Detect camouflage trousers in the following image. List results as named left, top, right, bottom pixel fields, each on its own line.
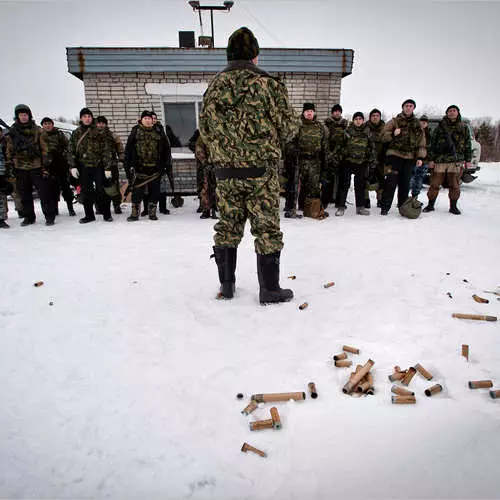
left=299, top=158, right=321, bottom=199
left=214, top=166, right=284, bottom=255
left=0, top=192, right=7, bottom=220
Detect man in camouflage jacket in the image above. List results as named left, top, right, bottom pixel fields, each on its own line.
left=5, top=104, right=56, bottom=226
left=199, top=27, right=299, bottom=304
left=423, top=105, right=472, bottom=215
left=0, top=127, right=10, bottom=228
left=363, top=108, right=386, bottom=208
left=380, top=99, right=426, bottom=215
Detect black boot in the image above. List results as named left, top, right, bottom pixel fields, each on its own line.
left=21, top=216, right=36, bottom=226
left=423, top=199, right=435, bottom=213
left=200, top=210, right=210, bottom=219
left=257, top=252, right=293, bottom=304
left=449, top=199, right=461, bottom=215
left=158, top=193, right=169, bottom=214
left=213, top=246, right=237, bottom=299
left=127, top=203, right=140, bottom=222
left=67, top=200, right=76, bottom=216
left=0, top=220, right=10, bottom=229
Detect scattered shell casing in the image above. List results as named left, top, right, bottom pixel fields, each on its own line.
left=391, top=385, right=414, bottom=397
left=425, top=384, right=443, bottom=397
left=468, top=380, right=493, bottom=389
left=308, top=382, right=318, bottom=399
left=401, top=367, right=417, bottom=386
left=489, top=390, right=500, bottom=399
left=241, top=401, right=258, bottom=416
left=241, top=442, right=267, bottom=457
left=342, top=359, right=375, bottom=394
left=415, top=363, right=433, bottom=381
left=342, top=345, right=360, bottom=354
left=391, top=395, right=416, bottom=404
left=299, top=302, right=308, bottom=310
left=452, top=313, right=497, bottom=322
left=388, top=371, right=406, bottom=382
left=323, top=282, right=335, bottom=288
left=356, top=380, right=371, bottom=393
left=270, top=407, right=282, bottom=429
left=472, top=294, right=489, bottom=304
left=249, top=419, right=274, bottom=431
left=251, top=392, right=305, bottom=403
left=333, top=352, right=347, bottom=361
left=461, top=344, right=469, bottom=361
left=33, top=281, right=44, bottom=287
left=288, top=275, right=296, bottom=280
left=335, top=359, right=353, bottom=368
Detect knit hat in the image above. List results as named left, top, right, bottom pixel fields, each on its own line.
left=226, top=27, right=260, bottom=61
left=41, top=117, right=54, bottom=125
left=80, top=107, right=93, bottom=118
left=303, top=102, right=315, bottom=112
left=369, top=108, right=381, bottom=118
left=96, top=115, right=108, bottom=125
left=14, top=104, right=32, bottom=120
left=419, top=114, right=429, bottom=122
left=352, top=112, right=364, bottom=121
left=446, top=105, right=460, bottom=114
left=331, top=104, right=342, bottom=114
left=141, top=110, right=153, bottom=119
left=402, top=99, right=416, bottom=108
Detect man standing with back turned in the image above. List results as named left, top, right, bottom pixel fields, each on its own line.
left=200, top=27, right=299, bottom=304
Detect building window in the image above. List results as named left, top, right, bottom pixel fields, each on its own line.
left=163, top=101, right=202, bottom=148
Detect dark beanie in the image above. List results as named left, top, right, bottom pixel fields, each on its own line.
left=446, top=104, right=460, bottom=114
left=352, top=111, right=364, bottom=121
left=141, top=110, right=153, bottom=119
left=41, top=117, right=54, bottom=125
left=227, top=27, right=260, bottom=61
left=14, top=104, right=32, bottom=119
left=80, top=107, right=93, bottom=118
left=96, top=115, right=108, bottom=125
left=369, top=108, right=381, bottom=118
left=303, top=102, right=315, bottom=112
left=420, top=114, right=429, bottom=122
left=402, top=99, right=416, bottom=108
left=331, top=104, right=342, bottom=114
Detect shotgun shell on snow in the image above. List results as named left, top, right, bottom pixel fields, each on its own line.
left=270, top=407, right=282, bottom=429
left=343, top=359, right=375, bottom=394
left=33, top=281, right=44, bottom=287
left=249, top=419, right=274, bottom=431
left=468, top=380, right=493, bottom=389
left=388, top=371, right=406, bottom=382
left=391, top=385, right=415, bottom=397
left=323, top=282, right=335, bottom=288
left=472, top=294, right=489, bottom=304
left=343, top=345, right=360, bottom=355
left=241, top=442, right=267, bottom=457
left=335, top=359, right=353, bottom=368
left=333, top=352, right=347, bottom=361
left=356, top=380, right=371, bottom=393
left=401, top=367, right=417, bottom=386
left=251, top=392, right=305, bottom=403
left=299, top=302, right=308, bottom=310
left=489, top=390, right=500, bottom=399
left=308, top=382, right=318, bottom=399
left=392, top=395, right=416, bottom=405
left=288, top=275, right=296, bottom=280
left=415, top=363, right=433, bottom=381
left=462, top=344, right=469, bottom=361
left=241, top=401, right=258, bottom=416
left=425, top=384, right=443, bottom=397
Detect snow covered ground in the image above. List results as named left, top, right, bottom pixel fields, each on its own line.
left=1, top=163, right=500, bottom=500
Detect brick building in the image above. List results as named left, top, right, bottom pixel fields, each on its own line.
left=66, top=47, right=354, bottom=194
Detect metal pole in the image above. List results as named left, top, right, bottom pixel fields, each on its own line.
left=210, top=8, right=214, bottom=47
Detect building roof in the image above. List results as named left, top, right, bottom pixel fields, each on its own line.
left=66, top=47, right=354, bottom=80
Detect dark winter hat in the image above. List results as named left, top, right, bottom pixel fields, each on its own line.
left=41, top=117, right=54, bottom=125
left=369, top=108, right=382, bottom=118
left=352, top=111, right=364, bottom=121
left=419, top=114, right=429, bottom=122
left=80, top=107, right=93, bottom=118
left=446, top=105, right=460, bottom=114
left=402, top=99, right=416, bottom=108
left=227, top=27, right=260, bottom=61
left=303, top=102, right=315, bottom=112
left=96, top=115, right=108, bottom=125
left=141, top=110, right=153, bottom=119
left=331, top=104, right=343, bottom=114
left=14, top=104, right=32, bottom=119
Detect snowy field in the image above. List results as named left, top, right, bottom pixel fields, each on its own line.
left=1, top=163, right=500, bottom=500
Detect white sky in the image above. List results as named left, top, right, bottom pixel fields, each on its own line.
left=0, top=0, right=499, bottom=124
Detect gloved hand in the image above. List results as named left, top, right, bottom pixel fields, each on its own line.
left=104, top=170, right=113, bottom=179
left=70, top=168, right=79, bottom=179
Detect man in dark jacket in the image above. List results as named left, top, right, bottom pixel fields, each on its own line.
left=423, top=105, right=472, bottom=215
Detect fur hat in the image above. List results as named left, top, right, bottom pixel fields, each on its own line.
left=331, top=104, right=343, bottom=114
left=14, top=104, right=32, bottom=120
left=369, top=108, right=382, bottom=118
left=303, top=103, right=315, bottom=112
left=402, top=99, right=416, bottom=108
left=226, top=27, right=260, bottom=61
left=96, top=115, right=108, bottom=125
left=141, top=110, right=153, bottom=119
left=80, top=107, right=93, bottom=119
left=419, top=114, right=429, bottom=122
left=352, top=111, right=364, bottom=121
left=41, top=117, right=54, bottom=125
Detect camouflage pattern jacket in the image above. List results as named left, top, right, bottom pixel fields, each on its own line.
left=0, top=134, right=7, bottom=177
left=324, top=116, right=348, bottom=159
left=41, top=128, right=69, bottom=174
left=199, top=60, right=299, bottom=170
left=364, top=120, right=386, bottom=163
left=69, top=124, right=110, bottom=169
left=5, top=120, right=47, bottom=171
left=336, top=123, right=377, bottom=168
left=429, top=116, right=471, bottom=164
left=294, top=116, right=327, bottom=159
left=382, top=113, right=426, bottom=160
left=99, top=127, right=125, bottom=170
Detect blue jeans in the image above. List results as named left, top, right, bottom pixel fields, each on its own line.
left=410, top=163, right=428, bottom=197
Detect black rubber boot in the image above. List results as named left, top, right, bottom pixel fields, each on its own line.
left=213, top=246, right=237, bottom=299
left=67, top=200, right=76, bottom=216
left=158, top=193, right=169, bottom=214
left=200, top=210, right=210, bottom=219
left=423, top=199, right=435, bottom=213
left=257, top=252, right=293, bottom=304
left=449, top=199, right=461, bottom=215
left=127, top=203, right=140, bottom=222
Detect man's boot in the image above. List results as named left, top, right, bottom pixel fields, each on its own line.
left=148, top=202, right=158, bottom=221
left=66, top=200, right=76, bottom=216
left=159, top=193, right=170, bottom=214
left=423, top=199, right=435, bottom=213
left=0, top=220, right=10, bottom=228
left=213, top=246, right=237, bottom=299
left=257, top=252, right=293, bottom=304
left=449, top=199, right=461, bottom=215
left=21, top=216, right=36, bottom=226
left=200, top=209, right=210, bottom=219
left=127, top=203, right=140, bottom=222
